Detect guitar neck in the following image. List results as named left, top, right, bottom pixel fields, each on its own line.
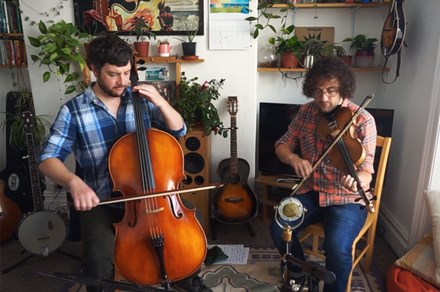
left=230, top=115, right=238, bottom=174
left=25, top=132, right=44, bottom=211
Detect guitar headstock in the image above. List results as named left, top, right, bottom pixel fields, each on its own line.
left=22, top=111, right=35, bottom=134
left=227, top=96, right=238, bottom=116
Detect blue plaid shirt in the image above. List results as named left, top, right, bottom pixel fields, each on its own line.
left=40, top=86, right=186, bottom=200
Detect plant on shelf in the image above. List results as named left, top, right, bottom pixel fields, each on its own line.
left=172, top=72, right=228, bottom=137
left=157, top=39, right=172, bottom=57
left=269, top=25, right=304, bottom=68
left=343, top=34, right=378, bottom=67
left=176, top=19, right=199, bottom=57
left=130, top=16, right=156, bottom=57
left=245, top=1, right=295, bottom=39
left=28, top=20, right=92, bottom=94
left=301, top=36, right=348, bottom=67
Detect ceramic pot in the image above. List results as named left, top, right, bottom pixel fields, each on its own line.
left=354, top=50, right=374, bottom=67
left=158, top=43, right=172, bottom=57
left=280, top=52, right=299, bottom=69
left=134, top=41, right=150, bottom=57
left=182, top=42, right=196, bottom=56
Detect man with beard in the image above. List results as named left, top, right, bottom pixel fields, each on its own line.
left=39, top=34, right=211, bottom=292
left=270, top=56, right=377, bottom=292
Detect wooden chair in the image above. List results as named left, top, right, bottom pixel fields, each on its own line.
left=298, top=136, right=392, bottom=292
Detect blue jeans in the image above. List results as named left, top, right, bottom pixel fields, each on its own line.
left=270, top=191, right=367, bottom=292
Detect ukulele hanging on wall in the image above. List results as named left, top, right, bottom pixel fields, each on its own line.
left=212, top=96, right=258, bottom=224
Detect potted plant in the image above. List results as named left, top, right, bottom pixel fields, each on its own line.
left=172, top=72, right=228, bottom=137
left=269, top=25, right=304, bottom=68
left=302, top=37, right=349, bottom=67
left=343, top=34, right=378, bottom=67
left=176, top=19, right=199, bottom=58
left=157, top=39, right=172, bottom=57
left=28, top=20, right=92, bottom=94
left=0, top=90, right=50, bottom=149
left=130, top=16, right=156, bottom=57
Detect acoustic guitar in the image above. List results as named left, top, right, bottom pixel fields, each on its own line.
left=17, top=111, right=67, bottom=256
left=212, top=96, right=258, bottom=224
left=0, top=179, right=22, bottom=241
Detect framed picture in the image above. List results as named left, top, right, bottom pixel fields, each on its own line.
left=139, top=81, right=176, bottom=103
left=73, top=0, right=204, bottom=36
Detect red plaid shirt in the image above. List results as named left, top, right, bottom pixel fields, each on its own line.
left=275, top=99, right=377, bottom=206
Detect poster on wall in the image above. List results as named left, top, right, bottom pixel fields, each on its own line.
left=209, top=0, right=251, bottom=50
left=73, top=0, right=204, bottom=36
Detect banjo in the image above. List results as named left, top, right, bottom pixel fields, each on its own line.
left=17, top=111, right=67, bottom=256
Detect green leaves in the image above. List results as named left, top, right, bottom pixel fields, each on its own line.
left=245, top=1, right=294, bottom=39
left=172, top=72, right=228, bottom=137
left=28, top=20, right=91, bottom=94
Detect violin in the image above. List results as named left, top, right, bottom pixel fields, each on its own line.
left=108, top=63, right=207, bottom=288
left=317, top=106, right=366, bottom=173
left=317, top=105, right=375, bottom=213
left=289, top=95, right=375, bottom=213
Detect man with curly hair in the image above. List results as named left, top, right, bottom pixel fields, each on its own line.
left=270, top=56, right=377, bottom=292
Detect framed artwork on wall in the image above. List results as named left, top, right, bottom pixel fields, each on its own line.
left=73, top=0, right=204, bottom=36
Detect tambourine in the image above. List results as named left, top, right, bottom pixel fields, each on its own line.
left=274, top=197, right=305, bottom=229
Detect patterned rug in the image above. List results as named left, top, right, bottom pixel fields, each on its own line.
left=200, top=247, right=383, bottom=292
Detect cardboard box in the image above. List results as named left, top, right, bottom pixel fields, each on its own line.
left=295, top=27, right=335, bottom=44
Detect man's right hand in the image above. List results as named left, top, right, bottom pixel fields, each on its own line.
left=68, top=177, right=100, bottom=211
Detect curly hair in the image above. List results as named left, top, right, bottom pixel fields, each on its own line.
left=86, top=34, right=134, bottom=71
left=302, top=56, right=356, bottom=99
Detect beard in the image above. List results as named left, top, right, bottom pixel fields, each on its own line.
left=96, top=78, right=127, bottom=98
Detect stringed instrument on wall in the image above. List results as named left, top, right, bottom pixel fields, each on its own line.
left=380, top=0, right=406, bottom=83
left=17, top=111, right=67, bottom=256
left=212, top=96, right=258, bottom=224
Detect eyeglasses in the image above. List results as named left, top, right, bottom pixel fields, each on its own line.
left=312, top=87, right=339, bottom=98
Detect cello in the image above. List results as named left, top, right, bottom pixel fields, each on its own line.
left=109, top=64, right=207, bottom=288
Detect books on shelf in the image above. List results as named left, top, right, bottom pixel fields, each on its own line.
left=0, top=38, right=26, bottom=65
left=0, top=0, right=23, bottom=34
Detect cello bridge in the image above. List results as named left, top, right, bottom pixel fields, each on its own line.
left=145, top=207, right=164, bottom=214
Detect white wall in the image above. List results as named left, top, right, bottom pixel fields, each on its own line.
left=2, top=1, right=440, bottom=257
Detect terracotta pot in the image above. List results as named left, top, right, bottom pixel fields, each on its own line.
left=354, top=50, right=374, bottom=67
left=134, top=41, right=150, bottom=57
left=280, top=52, right=299, bottom=69
left=340, top=55, right=353, bottom=67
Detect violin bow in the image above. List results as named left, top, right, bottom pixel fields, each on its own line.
left=99, top=183, right=223, bottom=205
left=290, top=95, right=374, bottom=201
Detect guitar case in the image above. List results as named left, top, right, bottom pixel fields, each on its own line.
left=0, top=91, right=45, bottom=213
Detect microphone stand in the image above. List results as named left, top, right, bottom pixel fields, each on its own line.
left=280, top=226, right=335, bottom=292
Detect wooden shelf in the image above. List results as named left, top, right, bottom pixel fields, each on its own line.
left=271, top=3, right=389, bottom=9
left=135, top=56, right=204, bottom=64
left=135, top=57, right=204, bottom=84
left=0, top=33, right=24, bottom=38
left=258, top=66, right=389, bottom=73
left=0, top=64, right=27, bottom=68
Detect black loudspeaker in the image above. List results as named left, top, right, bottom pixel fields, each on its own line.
left=178, top=129, right=211, bottom=234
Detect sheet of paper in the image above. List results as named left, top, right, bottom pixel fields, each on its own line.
left=208, top=244, right=249, bottom=265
